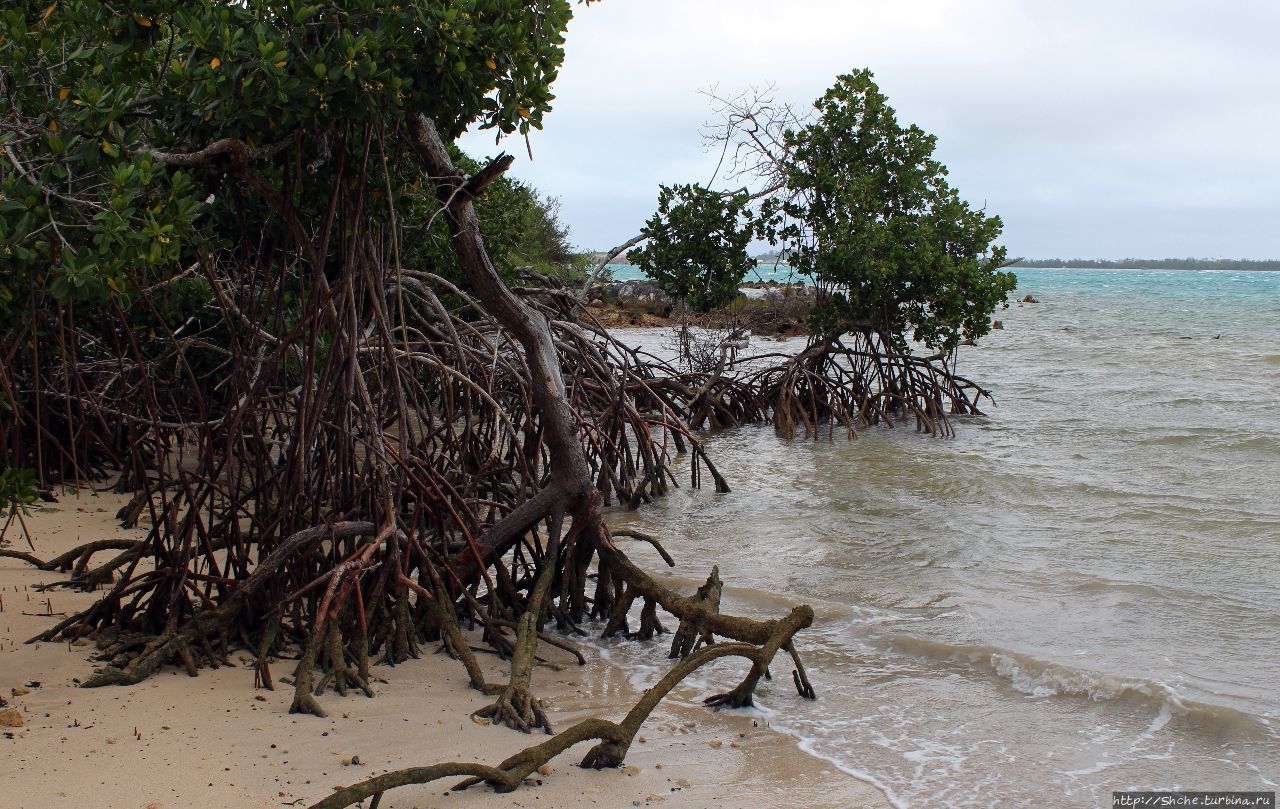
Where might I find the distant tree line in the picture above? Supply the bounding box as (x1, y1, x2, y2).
(1010, 258, 1280, 271)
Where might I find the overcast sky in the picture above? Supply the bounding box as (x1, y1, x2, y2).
(458, 0, 1280, 259)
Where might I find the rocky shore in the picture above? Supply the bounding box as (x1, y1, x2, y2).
(582, 279, 815, 336)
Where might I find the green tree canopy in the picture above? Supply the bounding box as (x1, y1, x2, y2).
(766, 70, 1015, 351)
(0, 0, 572, 323)
(630, 183, 754, 313)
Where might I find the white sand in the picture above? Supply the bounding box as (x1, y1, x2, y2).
(0, 490, 890, 809)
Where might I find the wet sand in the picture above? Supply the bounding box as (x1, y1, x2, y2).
(0, 490, 889, 809)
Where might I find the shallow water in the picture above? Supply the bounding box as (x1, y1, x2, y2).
(601, 268, 1280, 807)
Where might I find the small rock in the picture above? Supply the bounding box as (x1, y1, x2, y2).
(654, 763, 662, 769)
(340, 758, 352, 767)
(707, 739, 722, 749)
(350, 755, 361, 766)
(1021, 294, 1039, 303)
(729, 740, 740, 748)
(254, 695, 267, 702)
(11, 687, 30, 697)
(537, 764, 552, 776)
(0, 708, 23, 728)
(992, 320, 1003, 330)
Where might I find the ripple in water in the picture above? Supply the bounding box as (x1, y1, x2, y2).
(607, 269, 1280, 807)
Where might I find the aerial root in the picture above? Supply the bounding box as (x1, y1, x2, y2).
(669, 567, 722, 659)
(308, 607, 812, 809)
(1, 538, 144, 589)
(472, 682, 554, 734)
(78, 599, 244, 688)
(610, 528, 676, 567)
(787, 640, 816, 700)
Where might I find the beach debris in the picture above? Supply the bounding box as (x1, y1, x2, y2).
(622, 765, 640, 776)
(11, 686, 30, 697)
(537, 764, 553, 775)
(0, 708, 24, 727)
(707, 739, 722, 749)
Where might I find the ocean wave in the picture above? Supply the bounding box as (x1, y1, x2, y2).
(883, 636, 1275, 740)
(1069, 576, 1170, 599)
(1133, 431, 1222, 447)
(1225, 434, 1280, 453)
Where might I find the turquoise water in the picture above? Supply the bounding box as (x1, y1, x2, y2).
(601, 268, 1280, 808)
(603, 261, 806, 284)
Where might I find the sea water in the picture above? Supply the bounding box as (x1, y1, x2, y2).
(602, 261, 803, 285)
(599, 268, 1280, 807)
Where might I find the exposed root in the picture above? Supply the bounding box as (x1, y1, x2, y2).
(309, 606, 813, 809)
(81, 600, 242, 688)
(0, 110, 986, 761)
(669, 567, 722, 658)
(1, 538, 143, 589)
(472, 683, 553, 735)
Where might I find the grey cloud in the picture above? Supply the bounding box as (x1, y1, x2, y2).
(459, 0, 1280, 259)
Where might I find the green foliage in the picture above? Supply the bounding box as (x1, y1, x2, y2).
(398, 147, 581, 289)
(0, 467, 38, 517)
(468, 162, 581, 280)
(766, 70, 1015, 351)
(630, 184, 755, 312)
(0, 0, 573, 326)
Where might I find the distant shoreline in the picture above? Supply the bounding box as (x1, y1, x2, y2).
(589, 259, 1280, 274)
(1009, 259, 1280, 271)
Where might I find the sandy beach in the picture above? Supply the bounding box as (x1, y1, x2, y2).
(0, 490, 889, 809)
